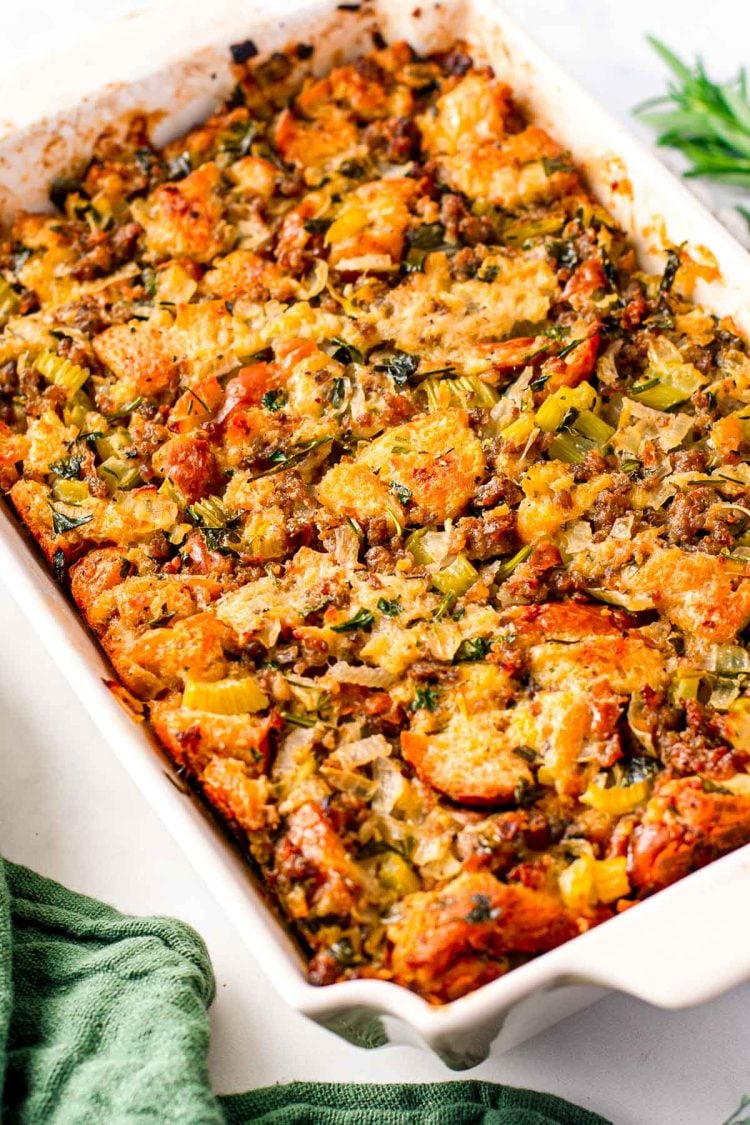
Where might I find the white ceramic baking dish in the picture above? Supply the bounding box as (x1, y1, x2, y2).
(1, 0, 749, 1070)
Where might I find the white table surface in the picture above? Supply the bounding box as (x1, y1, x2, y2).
(1, 2, 749, 1122)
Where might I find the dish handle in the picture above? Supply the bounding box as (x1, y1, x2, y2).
(560, 849, 750, 1008)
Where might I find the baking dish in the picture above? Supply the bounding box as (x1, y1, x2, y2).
(1, 0, 750, 1069)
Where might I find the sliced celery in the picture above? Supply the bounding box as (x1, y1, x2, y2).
(547, 430, 591, 463)
(36, 350, 89, 397)
(98, 457, 141, 492)
(572, 409, 615, 444)
(495, 543, 533, 582)
(95, 428, 131, 461)
(0, 278, 19, 325)
(534, 382, 598, 432)
(431, 554, 478, 597)
(630, 381, 687, 410)
(183, 675, 268, 714)
(52, 479, 89, 504)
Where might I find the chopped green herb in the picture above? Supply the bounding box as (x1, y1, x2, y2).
(329, 337, 363, 365)
(165, 152, 192, 181)
(330, 608, 375, 633)
(411, 685, 440, 712)
(261, 389, 286, 412)
(464, 893, 498, 924)
(52, 548, 66, 583)
(390, 481, 412, 505)
(104, 397, 142, 421)
(330, 377, 349, 408)
(374, 351, 420, 387)
(514, 778, 545, 808)
(281, 711, 318, 728)
(659, 247, 682, 294)
(376, 597, 402, 616)
(49, 454, 83, 480)
(220, 119, 258, 159)
(454, 636, 492, 663)
(542, 152, 574, 175)
(48, 505, 94, 536)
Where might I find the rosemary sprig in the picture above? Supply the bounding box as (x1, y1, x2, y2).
(637, 37, 750, 189)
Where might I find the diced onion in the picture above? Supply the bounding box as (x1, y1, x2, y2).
(327, 733, 392, 770)
(292, 258, 328, 300)
(332, 254, 397, 273)
(328, 662, 394, 688)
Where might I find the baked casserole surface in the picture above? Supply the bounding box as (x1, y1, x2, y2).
(1, 38, 749, 1003)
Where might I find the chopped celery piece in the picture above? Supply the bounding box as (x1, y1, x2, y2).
(421, 374, 499, 412)
(547, 430, 591, 463)
(572, 409, 615, 444)
(405, 527, 431, 565)
(52, 479, 89, 504)
(187, 495, 232, 528)
(705, 643, 750, 675)
(95, 428, 131, 460)
(502, 211, 566, 245)
(63, 396, 93, 430)
(501, 413, 536, 446)
(0, 278, 19, 325)
(431, 554, 478, 597)
(630, 381, 687, 410)
(36, 350, 89, 397)
(672, 673, 702, 702)
(377, 851, 419, 895)
(159, 476, 187, 507)
(183, 675, 268, 714)
(495, 543, 533, 582)
(534, 382, 598, 432)
(98, 456, 140, 491)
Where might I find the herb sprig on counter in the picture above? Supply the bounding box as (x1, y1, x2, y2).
(637, 37, 750, 192)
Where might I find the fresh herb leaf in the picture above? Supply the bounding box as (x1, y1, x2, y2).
(454, 636, 492, 663)
(304, 217, 332, 235)
(390, 481, 412, 505)
(659, 247, 682, 294)
(220, 120, 258, 159)
(329, 337, 363, 365)
(464, 893, 498, 924)
(261, 389, 286, 412)
(547, 238, 579, 271)
(330, 608, 375, 633)
(637, 37, 750, 209)
(165, 152, 192, 181)
(281, 711, 317, 728)
(513, 745, 537, 763)
(104, 397, 142, 421)
(52, 548, 66, 583)
(374, 351, 420, 387)
(411, 685, 440, 712)
(542, 152, 574, 175)
(376, 597, 402, 616)
(49, 454, 83, 480)
(514, 778, 545, 808)
(259, 436, 333, 476)
(408, 222, 448, 250)
(330, 377, 348, 408)
(48, 505, 94, 536)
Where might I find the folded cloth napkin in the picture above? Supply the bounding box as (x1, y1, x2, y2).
(0, 858, 610, 1124)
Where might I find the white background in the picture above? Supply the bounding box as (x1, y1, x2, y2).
(1, 3, 749, 1122)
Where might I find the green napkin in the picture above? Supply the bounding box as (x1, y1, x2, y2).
(0, 858, 610, 1124)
